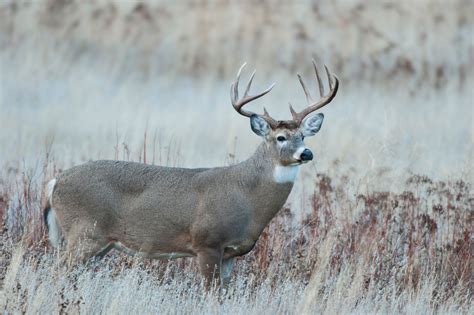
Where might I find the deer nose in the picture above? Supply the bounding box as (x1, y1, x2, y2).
(300, 149, 313, 161)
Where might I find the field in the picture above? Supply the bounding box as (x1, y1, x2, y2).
(0, 0, 473, 313)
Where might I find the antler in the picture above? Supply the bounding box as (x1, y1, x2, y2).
(231, 63, 278, 128)
(289, 60, 339, 125)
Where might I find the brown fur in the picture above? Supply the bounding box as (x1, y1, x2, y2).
(50, 142, 295, 286)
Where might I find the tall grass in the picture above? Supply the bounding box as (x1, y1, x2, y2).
(0, 162, 472, 313)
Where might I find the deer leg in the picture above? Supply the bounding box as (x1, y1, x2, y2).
(65, 237, 112, 265)
(91, 242, 115, 260)
(221, 257, 236, 289)
(197, 247, 223, 290)
(64, 223, 111, 265)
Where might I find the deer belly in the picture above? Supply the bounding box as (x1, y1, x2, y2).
(113, 242, 195, 259)
(223, 239, 256, 258)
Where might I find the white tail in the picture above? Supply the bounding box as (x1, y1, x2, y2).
(44, 179, 63, 247)
(47, 178, 56, 204)
(46, 208, 62, 247)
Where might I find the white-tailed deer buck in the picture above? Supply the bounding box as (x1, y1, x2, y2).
(44, 60, 339, 287)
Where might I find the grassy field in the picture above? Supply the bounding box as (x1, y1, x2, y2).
(0, 0, 473, 313)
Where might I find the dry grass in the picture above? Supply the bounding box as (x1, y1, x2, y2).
(0, 168, 472, 313)
(0, 0, 473, 313)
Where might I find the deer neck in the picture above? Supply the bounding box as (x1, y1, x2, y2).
(235, 142, 298, 226)
(247, 142, 300, 185)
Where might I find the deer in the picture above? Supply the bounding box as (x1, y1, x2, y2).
(43, 60, 339, 288)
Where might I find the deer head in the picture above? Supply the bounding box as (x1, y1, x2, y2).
(230, 60, 339, 167)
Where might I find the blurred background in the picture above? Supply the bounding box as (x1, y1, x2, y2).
(1, 2, 473, 312)
(0, 0, 472, 189)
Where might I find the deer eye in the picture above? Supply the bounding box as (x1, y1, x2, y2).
(277, 136, 287, 142)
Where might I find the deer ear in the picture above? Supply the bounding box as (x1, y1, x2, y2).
(250, 115, 270, 137)
(300, 113, 324, 137)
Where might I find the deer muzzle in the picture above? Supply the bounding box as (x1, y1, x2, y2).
(300, 148, 313, 162)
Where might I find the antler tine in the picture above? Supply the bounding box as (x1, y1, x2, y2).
(291, 62, 339, 125)
(230, 62, 246, 106)
(243, 70, 256, 97)
(230, 63, 277, 127)
(263, 107, 273, 119)
(297, 74, 313, 104)
(289, 103, 298, 118)
(313, 59, 324, 97)
(324, 65, 334, 89)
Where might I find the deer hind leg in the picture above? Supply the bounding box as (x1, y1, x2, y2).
(64, 223, 112, 265)
(197, 247, 223, 290)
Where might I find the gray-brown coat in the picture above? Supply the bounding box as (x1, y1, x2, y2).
(44, 61, 339, 287)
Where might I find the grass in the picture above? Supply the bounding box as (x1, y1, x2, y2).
(0, 168, 472, 313)
(0, 0, 473, 313)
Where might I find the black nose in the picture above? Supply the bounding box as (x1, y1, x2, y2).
(300, 149, 313, 161)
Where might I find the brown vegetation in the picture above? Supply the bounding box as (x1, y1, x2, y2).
(0, 159, 472, 312)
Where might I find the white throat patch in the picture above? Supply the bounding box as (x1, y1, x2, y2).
(273, 165, 300, 183)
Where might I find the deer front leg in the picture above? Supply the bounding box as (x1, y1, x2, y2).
(221, 257, 236, 289)
(197, 247, 223, 290)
